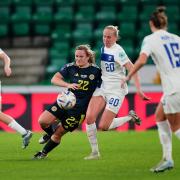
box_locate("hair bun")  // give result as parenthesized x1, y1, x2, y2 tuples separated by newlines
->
(156, 6, 166, 13)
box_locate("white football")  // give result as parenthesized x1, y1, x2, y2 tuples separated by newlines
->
(56, 90, 76, 109)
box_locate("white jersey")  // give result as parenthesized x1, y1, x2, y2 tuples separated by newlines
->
(141, 30, 180, 95)
(100, 43, 130, 95)
(0, 48, 3, 54)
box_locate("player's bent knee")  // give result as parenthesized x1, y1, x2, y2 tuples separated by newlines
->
(86, 115, 96, 125)
(51, 133, 61, 143)
(98, 123, 108, 131)
(38, 118, 49, 128)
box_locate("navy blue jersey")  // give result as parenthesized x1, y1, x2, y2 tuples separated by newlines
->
(59, 62, 101, 113)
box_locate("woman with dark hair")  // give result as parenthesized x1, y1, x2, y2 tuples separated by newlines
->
(124, 7, 180, 173)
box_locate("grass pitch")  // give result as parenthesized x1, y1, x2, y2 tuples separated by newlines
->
(0, 131, 179, 180)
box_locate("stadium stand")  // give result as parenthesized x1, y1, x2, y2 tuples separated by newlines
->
(0, 48, 47, 85)
(0, 0, 179, 85)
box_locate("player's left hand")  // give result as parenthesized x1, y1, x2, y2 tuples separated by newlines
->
(137, 90, 151, 101)
(4, 66, 12, 76)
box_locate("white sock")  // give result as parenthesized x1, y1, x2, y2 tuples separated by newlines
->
(86, 123, 99, 153)
(157, 120, 172, 161)
(174, 128, 180, 140)
(8, 120, 27, 136)
(108, 116, 131, 130)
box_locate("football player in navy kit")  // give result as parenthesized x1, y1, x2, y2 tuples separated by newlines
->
(33, 44, 101, 159)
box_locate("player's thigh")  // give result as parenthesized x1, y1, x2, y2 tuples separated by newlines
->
(98, 109, 116, 130)
(86, 96, 106, 124)
(162, 92, 180, 114)
(155, 102, 166, 122)
(99, 94, 124, 130)
(106, 93, 124, 115)
(166, 113, 180, 132)
(162, 93, 180, 131)
(38, 110, 57, 126)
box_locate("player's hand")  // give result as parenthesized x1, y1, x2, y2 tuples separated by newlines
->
(67, 83, 79, 90)
(137, 90, 151, 101)
(4, 66, 12, 76)
(121, 77, 129, 88)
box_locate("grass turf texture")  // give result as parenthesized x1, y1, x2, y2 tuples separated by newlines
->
(0, 131, 179, 180)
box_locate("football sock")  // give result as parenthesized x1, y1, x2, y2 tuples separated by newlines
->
(174, 128, 180, 140)
(86, 123, 99, 153)
(8, 120, 27, 135)
(108, 116, 131, 130)
(42, 139, 59, 154)
(42, 125, 54, 136)
(157, 120, 172, 161)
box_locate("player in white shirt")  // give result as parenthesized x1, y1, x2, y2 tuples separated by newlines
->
(0, 48, 32, 149)
(123, 7, 180, 173)
(84, 25, 150, 160)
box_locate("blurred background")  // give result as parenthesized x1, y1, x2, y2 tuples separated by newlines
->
(0, 0, 179, 131)
(0, 0, 180, 85)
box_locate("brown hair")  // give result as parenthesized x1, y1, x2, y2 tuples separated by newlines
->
(104, 25, 120, 39)
(150, 6, 168, 29)
(75, 44, 95, 64)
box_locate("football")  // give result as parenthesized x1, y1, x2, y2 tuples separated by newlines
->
(56, 90, 76, 109)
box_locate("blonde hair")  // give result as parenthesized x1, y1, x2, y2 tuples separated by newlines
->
(104, 25, 120, 39)
(150, 6, 168, 29)
(75, 44, 95, 64)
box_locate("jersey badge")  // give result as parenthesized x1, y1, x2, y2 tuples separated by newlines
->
(51, 106, 57, 112)
(89, 74, 95, 80)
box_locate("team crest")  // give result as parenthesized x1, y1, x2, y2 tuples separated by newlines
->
(89, 74, 95, 80)
(51, 106, 57, 112)
(74, 73, 79, 77)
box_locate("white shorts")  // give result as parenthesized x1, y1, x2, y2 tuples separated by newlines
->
(93, 88, 125, 114)
(161, 92, 180, 114)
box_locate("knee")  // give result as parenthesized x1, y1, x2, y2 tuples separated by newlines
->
(98, 122, 108, 131)
(51, 134, 61, 143)
(169, 121, 180, 132)
(155, 112, 164, 122)
(38, 118, 49, 129)
(86, 114, 96, 125)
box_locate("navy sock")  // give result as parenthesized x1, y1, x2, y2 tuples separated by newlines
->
(42, 125, 54, 136)
(42, 139, 59, 154)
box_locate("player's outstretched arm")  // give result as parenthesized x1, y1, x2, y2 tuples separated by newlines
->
(51, 72, 79, 90)
(124, 59, 151, 101)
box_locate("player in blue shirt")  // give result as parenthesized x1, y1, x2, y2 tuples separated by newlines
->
(33, 44, 101, 159)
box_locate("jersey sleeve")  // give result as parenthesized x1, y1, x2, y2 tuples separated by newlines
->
(140, 36, 152, 56)
(115, 46, 130, 66)
(59, 64, 69, 78)
(96, 68, 102, 88)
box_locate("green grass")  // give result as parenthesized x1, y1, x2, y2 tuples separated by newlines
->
(0, 131, 179, 180)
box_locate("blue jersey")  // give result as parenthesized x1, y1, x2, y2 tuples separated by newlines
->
(59, 62, 101, 113)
